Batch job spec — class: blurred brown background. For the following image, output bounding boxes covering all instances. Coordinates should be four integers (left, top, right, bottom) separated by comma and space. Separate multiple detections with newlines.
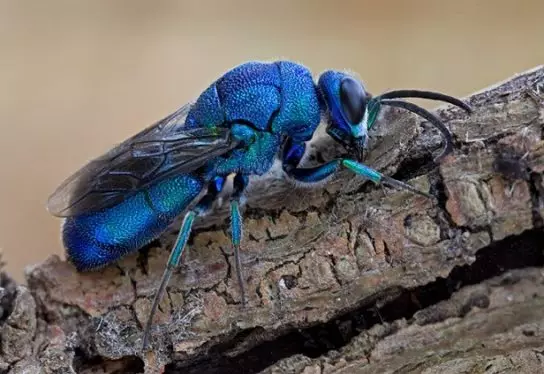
0, 0, 542, 282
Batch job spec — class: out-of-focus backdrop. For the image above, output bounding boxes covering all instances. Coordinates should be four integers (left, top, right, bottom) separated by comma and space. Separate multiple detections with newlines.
1, 0, 543, 282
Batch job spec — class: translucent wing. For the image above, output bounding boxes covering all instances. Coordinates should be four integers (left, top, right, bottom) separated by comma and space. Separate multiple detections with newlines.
48, 103, 237, 217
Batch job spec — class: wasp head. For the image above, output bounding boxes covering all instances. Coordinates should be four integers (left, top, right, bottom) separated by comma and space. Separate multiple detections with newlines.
318, 71, 376, 161
318, 70, 472, 163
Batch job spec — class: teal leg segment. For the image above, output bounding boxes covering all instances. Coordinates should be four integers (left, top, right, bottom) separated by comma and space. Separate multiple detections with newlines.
230, 174, 248, 306
284, 157, 431, 198
142, 210, 196, 350
342, 159, 432, 198
230, 199, 246, 305
342, 159, 382, 183
230, 200, 242, 248
167, 211, 196, 267
141, 177, 225, 350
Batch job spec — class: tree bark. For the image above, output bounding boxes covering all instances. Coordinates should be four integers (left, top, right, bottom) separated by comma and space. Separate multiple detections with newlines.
1, 65, 543, 374
262, 266, 544, 374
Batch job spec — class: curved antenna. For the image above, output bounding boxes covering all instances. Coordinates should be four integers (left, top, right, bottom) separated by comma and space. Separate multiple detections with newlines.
378, 89, 472, 113
379, 99, 454, 162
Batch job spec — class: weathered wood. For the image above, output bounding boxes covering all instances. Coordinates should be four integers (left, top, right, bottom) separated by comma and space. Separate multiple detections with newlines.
262, 267, 544, 374
1, 66, 542, 373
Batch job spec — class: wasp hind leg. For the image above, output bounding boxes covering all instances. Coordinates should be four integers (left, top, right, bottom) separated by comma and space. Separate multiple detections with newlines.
142, 176, 226, 351
229, 173, 249, 307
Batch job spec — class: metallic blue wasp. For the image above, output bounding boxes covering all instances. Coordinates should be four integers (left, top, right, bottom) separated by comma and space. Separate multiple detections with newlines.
47, 60, 471, 350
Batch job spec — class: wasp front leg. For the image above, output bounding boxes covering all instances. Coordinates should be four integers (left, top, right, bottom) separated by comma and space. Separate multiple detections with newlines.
282, 139, 432, 198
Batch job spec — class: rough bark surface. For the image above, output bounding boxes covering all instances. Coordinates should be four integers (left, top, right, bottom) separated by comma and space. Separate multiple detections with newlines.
262, 267, 544, 374
1, 66, 543, 373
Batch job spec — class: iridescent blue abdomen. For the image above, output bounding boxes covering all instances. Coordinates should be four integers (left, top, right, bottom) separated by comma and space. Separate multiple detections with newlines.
63, 175, 204, 270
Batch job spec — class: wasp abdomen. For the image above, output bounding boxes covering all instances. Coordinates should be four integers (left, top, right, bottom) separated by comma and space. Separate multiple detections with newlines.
63, 175, 204, 271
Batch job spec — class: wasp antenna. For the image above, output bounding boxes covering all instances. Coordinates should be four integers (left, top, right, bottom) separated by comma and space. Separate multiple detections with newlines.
379, 90, 472, 113
380, 99, 453, 162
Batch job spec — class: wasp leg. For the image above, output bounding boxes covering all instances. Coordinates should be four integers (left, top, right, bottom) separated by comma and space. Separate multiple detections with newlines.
142, 177, 225, 351
230, 173, 249, 306
281, 139, 336, 184
341, 159, 432, 198
283, 156, 431, 198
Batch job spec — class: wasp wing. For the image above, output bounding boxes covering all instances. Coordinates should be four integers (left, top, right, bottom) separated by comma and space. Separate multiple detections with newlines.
48, 103, 237, 217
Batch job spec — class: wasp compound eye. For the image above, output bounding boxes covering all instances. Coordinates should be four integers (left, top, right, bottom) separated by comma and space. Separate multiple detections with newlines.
340, 77, 367, 125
